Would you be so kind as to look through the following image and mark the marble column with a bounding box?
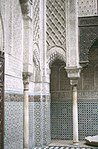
[20,1,33,148]
[23,73,30,149]
[66,68,81,143]
[70,79,79,143]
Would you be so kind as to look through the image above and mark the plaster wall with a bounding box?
[0,0,23,93]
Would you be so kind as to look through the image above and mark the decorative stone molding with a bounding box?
[5,93,51,102]
[51,91,98,101]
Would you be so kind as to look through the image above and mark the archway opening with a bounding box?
[50,59,72,140]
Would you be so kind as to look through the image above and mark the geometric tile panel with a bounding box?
[4,102,23,149]
[34,102,42,147]
[51,101,73,140]
[51,100,98,140]
[29,99,51,148]
[42,100,51,146]
[4,99,51,149]
[78,101,98,140]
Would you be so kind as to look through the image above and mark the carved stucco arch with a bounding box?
[0,12,4,52]
[47,46,66,67]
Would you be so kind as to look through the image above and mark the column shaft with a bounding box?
[23,83,29,149]
[72,85,78,143]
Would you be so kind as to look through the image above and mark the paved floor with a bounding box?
[34,147,95,149]
[34,147,97,149]
[33,140,97,149]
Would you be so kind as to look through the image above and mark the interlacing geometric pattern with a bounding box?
[46,0,66,50]
[51,101,98,140]
[33,0,40,44]
[46,0,97,50]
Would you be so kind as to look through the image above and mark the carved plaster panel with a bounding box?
[46,0,66,50]
[79,17,98,62]
[33,0,40,45]
[78,0,97,17]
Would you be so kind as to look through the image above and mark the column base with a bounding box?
[73,141,79,145]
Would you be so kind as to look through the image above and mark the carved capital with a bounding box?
[66,66,82,80]
[22,72,32,85]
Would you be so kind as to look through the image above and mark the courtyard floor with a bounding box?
[34,140,98,149]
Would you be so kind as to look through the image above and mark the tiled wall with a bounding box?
[78,100,98,140]
[4,102,23,149]
[4,94,98,149]
[4,95,51,149]
[51,101,73,140]
[29,99,51,148]
[51,100,98,140]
